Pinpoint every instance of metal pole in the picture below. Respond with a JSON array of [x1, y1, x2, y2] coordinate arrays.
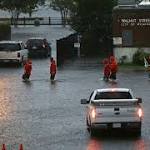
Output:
[[49, 17, 51, 25], [77, 34, 80, 58], [24, 17, 25, 25]]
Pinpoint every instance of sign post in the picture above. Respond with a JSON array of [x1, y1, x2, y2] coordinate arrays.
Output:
[[74, 34, 81, 58]]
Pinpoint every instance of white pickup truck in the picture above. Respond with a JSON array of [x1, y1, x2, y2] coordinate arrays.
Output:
[[0, 41, 28, 65], [81, 88, 143, 136]]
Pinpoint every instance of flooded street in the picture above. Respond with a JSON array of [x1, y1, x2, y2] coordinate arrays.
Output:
[[0, 56, 150, 149], [11, 25, 74, 59], [0, 23, 149, 149]]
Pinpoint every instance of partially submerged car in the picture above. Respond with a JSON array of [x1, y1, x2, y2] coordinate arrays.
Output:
[[26, 37, 51, 58], [81, 88, 143, 136]]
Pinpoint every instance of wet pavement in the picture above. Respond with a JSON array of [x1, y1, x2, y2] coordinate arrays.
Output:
[[0, 26, 150, 149], [0, 57, 150, 150], [11, 25, 74, 59]]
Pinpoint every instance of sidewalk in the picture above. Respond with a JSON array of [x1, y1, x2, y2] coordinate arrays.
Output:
[[119, 63, 145, 71], [61, 57, 145, 71], [60, 57, 102, 70]]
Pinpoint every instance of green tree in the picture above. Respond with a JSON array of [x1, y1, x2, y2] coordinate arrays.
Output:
[[38, 0, 46, 5], [69, 0, 117, 55], [48, 0, 117, 55], [0, 0, 39, 20], [49, 0, 74, 26], [23, 0, 39, 17], [70, 0, 117, 34]]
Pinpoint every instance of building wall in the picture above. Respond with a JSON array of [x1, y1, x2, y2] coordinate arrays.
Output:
[[113, 9, 150, 47], [114, 47, 150, 62], [113, 7, 150, 62]]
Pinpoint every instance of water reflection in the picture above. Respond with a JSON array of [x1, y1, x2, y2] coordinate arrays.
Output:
[[134, 138, 145, 150], [86, 133, 146, 150], [87, 138, 103, 150], [108, 81, 118, 88], [0, 80, 10, 120], [22, 80, 32, 88], [49, 79, 57, 90]]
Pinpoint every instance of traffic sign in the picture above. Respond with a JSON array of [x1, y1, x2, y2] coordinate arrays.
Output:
[[74, 43, 80, 48]]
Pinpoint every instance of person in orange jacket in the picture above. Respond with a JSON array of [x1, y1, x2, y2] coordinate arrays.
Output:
[[103, 58, 111, 81], [50, 57, 57, 80], [22, 59, 32, 80], [109, 56, 118, 80]]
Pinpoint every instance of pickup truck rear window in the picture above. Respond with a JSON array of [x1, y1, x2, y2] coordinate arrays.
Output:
[[95, 92, 132, 99], [0, 43, 21, 51], [26, 39, 44, 47]]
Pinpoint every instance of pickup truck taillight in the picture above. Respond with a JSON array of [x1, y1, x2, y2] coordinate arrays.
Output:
[[91, 108, 96, 119], [137, 108, 143, 118], [17, 52, 20, 57]]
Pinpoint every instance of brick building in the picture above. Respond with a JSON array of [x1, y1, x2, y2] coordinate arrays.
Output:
[[113, 0, 150, 62]]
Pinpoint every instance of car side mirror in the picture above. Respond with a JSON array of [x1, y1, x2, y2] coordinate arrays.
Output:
[[137, 97, 142, 103], [80, 99, 88, 104]]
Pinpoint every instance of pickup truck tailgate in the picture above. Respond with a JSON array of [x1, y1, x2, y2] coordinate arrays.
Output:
[[93, 99, 141, 122], [0, 51, 18, 59]]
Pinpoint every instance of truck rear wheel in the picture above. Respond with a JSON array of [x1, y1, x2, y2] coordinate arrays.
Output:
[[136, 128, 141, 136], [89, 127, 95, 136], [86, 119, 90, 132], [134, 122, 141, 136]]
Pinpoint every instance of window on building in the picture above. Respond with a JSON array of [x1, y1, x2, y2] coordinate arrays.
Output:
[[122, 30, 133, 46]]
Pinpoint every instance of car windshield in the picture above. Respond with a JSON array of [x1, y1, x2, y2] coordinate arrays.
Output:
[[0, 43, 21, 51], [26, 39, 44, 46], [95, 91, 132, 99]]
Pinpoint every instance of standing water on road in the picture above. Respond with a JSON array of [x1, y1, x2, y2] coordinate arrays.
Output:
[[11, 25, 74, 59], [1, 3, 150, 150], [1, 3, 74, 59]]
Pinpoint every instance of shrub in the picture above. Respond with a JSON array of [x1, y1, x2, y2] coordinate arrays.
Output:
[[132, 50, 149, 65], [0, 23, 11, 40]]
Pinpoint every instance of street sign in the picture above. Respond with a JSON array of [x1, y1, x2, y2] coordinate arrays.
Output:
[[74, 43, 80, 48]]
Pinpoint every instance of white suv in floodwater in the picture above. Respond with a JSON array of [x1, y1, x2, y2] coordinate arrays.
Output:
[[0, 41, 28, 65], [81, 88, 143, 136]]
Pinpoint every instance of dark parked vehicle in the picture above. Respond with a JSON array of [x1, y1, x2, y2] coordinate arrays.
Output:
[[26, 37, 51, 58]]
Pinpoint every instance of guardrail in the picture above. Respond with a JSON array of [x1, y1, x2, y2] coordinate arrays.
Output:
[[0, 17, 71, 26]]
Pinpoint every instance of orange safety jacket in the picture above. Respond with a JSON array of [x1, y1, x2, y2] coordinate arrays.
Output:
[[24, 63, 32, 75], [50, 61, 56, 75]]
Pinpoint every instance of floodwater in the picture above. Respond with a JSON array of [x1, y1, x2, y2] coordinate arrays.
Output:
[[0, 5, 150, 150], [0, 57, 150, 150]]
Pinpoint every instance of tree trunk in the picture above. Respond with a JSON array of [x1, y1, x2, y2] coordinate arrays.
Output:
[[60, 10, 67, 27], [11, 9, 20, 27], [29, 11, 32, 18]]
